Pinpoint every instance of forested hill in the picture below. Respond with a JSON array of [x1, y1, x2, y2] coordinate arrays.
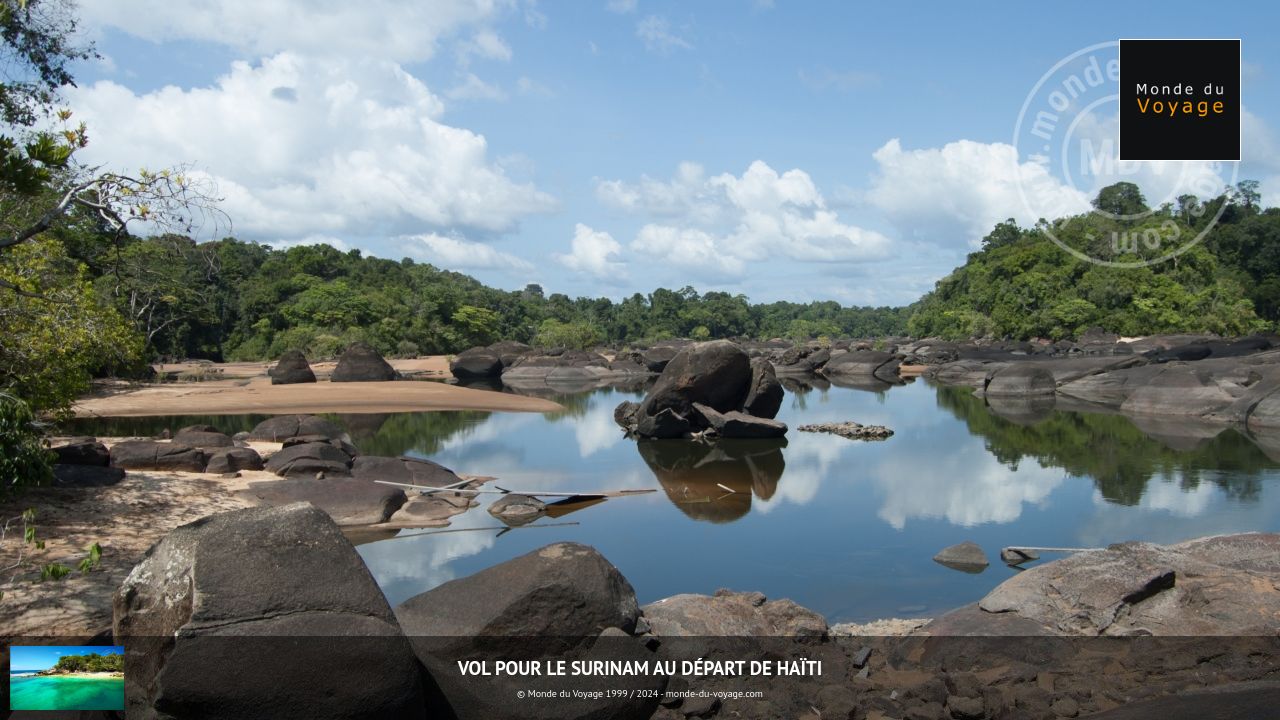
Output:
[[57, 232, 910, 362], [907, 181, 1280, 341]]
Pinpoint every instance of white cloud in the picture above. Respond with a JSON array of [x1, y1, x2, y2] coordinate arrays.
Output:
[[606, 0, 638, 13], [447, 72, 508, 101], [456, 28, 513, 65], [68, 53, 555, 243], [600, 160, 891, 279], [867, 138, 1091, 248], [405, 233, 534, 273], [636, 15, 692, 54], [80, 0, 512, 63], [556, 224, 625, 277]]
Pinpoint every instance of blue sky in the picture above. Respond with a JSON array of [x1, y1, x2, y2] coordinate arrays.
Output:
[[10, 645, 123, 671], [64, 2, 1280, 306]]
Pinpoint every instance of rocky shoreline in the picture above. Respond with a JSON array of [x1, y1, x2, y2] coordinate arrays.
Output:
[[102, 501, 1280, 719]]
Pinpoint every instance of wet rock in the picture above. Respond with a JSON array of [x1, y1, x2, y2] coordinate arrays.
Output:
[[641, 589, 828, 637], [487, 493, 547, 525], [247, 414, 346, 442], [204, 447, 264, 474], [1000, 547, 1040, 565], [984, 363, 1056, 397], [693, 403, 787, 439], [267, 349, 317, 385], [109, 441, 209, 472], [51, 438, 110, 466], [614, 400, 641, 431], [243, 478, 407, 525], [52, 464, 126, 487], [450, 346, 503, 379], [933, 541, 989, 573], [113, 503, 423, 718], [742, 358, 784, 419], [331, 342, 398, 382], [797, 421, 893, 441]]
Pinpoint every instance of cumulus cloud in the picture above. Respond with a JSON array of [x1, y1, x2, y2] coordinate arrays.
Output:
[[67, 53, 555, 243], [79, 0, 511, 63], [599, 160, 891, 279], [456, 28, 513, 66], [556, 224, 625, 277], [447, 72, 508, 101], [636, 15, 692, 54], [867, 138, 1091, 248], [405, 233, 533, 273]]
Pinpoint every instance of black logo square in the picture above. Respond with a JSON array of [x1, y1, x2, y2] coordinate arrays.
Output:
[[1119, 39, 1240, 161]]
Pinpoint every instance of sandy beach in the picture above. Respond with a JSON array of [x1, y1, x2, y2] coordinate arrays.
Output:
[[73, 356, 563, 417]]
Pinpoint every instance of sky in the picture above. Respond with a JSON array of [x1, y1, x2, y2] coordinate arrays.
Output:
[[10, 645, 123, 671], [61, 1, 1280, 307]]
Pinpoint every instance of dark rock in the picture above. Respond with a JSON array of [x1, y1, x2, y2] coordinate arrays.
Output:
[[247, 415, 346, 442], [1120, 366, 1236, 417], [1001, 547, 1040, 565], [797, 421, 893, 441], [1081, 681, 1280, 720], [242, 478, 407, 525], [947, 694, 985, 720], [204, 447, 264, 474], [172, 428, 235, 448], [331, 342, 398, 382], [450, 346, 503, 379], [641, 340, 752, 420], [642, 346, 679, 373], [52, 439, 110, 466], [113, 503, 423, 718], [350, 455, 462, 488], [110, 441, 209, 472], [641, 589, 827, 637], [636, 407, 694, 439], [1153, 342, 1214, 363], [264, 441, 355, 476], [933, 541, 989, 573], [822, 350, 900, 380], [488, 340, 533, 368], [742, 358, 784, 419], [681, 694, 720, 718], [984, 364, 1056, 397], [52, 464, 126, 488], [693, 403, 787, 439], [614, 400, 641, 431], [267, 349, 317, 385]]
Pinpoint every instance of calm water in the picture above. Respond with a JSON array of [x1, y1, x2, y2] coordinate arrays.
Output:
[[9, 675, 125, 711], [69, 380, 1280, 623]]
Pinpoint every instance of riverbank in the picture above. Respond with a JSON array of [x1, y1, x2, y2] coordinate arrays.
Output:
[[73, 355, 563, 417]]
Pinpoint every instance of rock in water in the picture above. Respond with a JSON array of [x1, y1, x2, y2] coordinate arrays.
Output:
[[743, 358, 784, 419], [693, 403, 788, 439], [268, 349, 317, 385], [933, 541, 990, 573], [450, 346, 503, 379], [487, 493, 547, 525], [331, 342, 398, 382], [641, 340, 752, 420], [984, 364, 1056, 397], [797, 422, 893, 440], [113, 503, 424, 718]]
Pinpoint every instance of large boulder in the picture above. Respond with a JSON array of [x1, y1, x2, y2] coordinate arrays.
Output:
[[173, 426, 235, 448], [974, 533, 1280, 636], [1057, 363, 1168, 408], [1247, 386, 1280, 431], [331, 342, 398, 382], [641, 345, 678, 373], [267, 349, 317, 385], [247, 415, 346, 442], [488, 340, 532, 368], [641, 589, 827, 637], [350, 455, 463, 488], [450, 346, 503, 380], [983, 363, 1056, 397], [264, 441, 355, 478], [242, 478, 407, 525], [110, 441, 209, 472], [642, 340, 752, 418], [51, 437, 110, 466], [113, 503, 424, 718], [1120, 366, 1237, 418], [821, 350, 900, 382], [396, 543, 660, 720], [742, 358, 784, 419], [693, 403, 787, 439], [204, 447, 264, 474]]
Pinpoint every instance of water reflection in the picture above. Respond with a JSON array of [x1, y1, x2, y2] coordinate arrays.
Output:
[[637, 439, 787, 523]]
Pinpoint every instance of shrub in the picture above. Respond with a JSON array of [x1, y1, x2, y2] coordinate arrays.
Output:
[[0, 395, 53, 497]]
